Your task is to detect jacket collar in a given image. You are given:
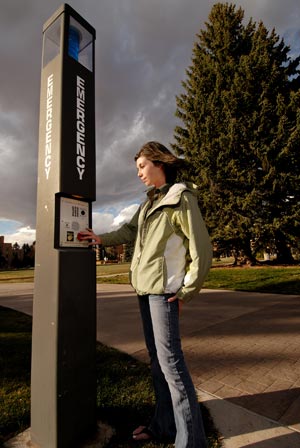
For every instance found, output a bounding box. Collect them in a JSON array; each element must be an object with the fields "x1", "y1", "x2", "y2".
[
  {"x1": 144, "y1": 183, "x2": 192, "y2": 215},
  {"x1": 146, "y1": 183, "x2": 171, "y2": 203}
]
